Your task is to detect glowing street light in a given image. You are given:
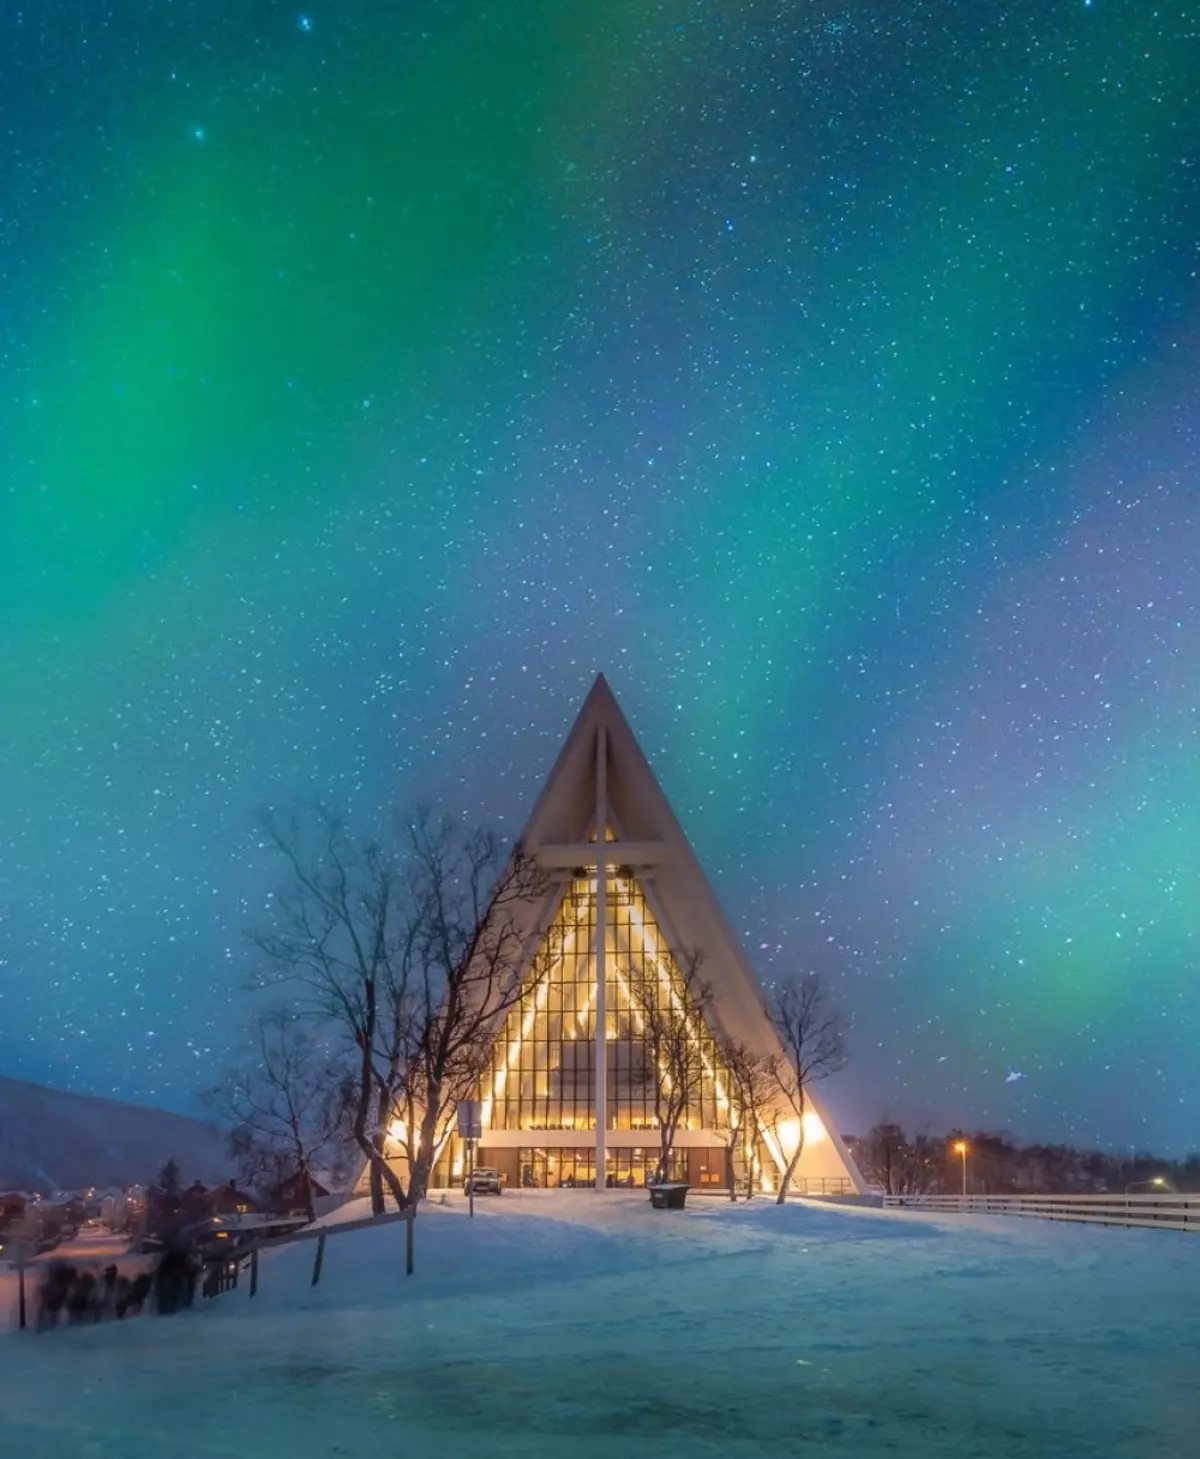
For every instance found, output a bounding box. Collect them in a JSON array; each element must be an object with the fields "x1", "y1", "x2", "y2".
[
  {"x1": 1125, "y1": 1176, "x2": 1168, "y2": 1194},
  {"x1": 952, "y1": 1140, "x2": 969, "y2": 1198}
]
